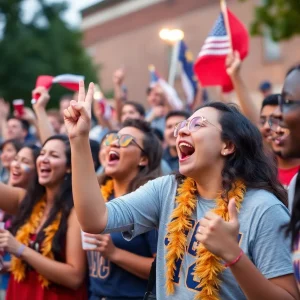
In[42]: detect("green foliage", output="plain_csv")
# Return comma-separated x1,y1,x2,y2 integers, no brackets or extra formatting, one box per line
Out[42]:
240,0,300,41
0,0,98,108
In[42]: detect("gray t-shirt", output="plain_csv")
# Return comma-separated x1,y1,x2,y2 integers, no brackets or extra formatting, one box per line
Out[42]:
104,175,293,300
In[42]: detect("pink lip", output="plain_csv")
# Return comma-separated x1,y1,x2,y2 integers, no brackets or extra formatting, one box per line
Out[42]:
107,160,119,166
179,156,191,163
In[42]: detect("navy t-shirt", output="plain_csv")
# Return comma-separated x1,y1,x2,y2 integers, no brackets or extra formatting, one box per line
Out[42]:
87,229,157,299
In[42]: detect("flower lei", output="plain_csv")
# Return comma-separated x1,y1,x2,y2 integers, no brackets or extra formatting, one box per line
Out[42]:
100,179,114,202
166,177,246,300
11,197,62,288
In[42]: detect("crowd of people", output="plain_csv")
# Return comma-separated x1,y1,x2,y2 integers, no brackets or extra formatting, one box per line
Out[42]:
0,51,300,300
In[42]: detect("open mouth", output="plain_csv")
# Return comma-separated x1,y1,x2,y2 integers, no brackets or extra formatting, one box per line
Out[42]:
11,169,21,179
108,151,120,163
178,141,195,161
40,167,51,175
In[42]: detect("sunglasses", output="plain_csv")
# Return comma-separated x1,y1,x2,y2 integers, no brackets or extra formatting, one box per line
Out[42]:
104,133,145,153
174,116,220,138
279,94,300,113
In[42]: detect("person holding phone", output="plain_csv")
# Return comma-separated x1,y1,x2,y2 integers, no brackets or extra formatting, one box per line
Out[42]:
65,82,298,300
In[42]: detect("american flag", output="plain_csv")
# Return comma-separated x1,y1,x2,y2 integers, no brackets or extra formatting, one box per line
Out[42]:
194,7,249,92
198,13,231,58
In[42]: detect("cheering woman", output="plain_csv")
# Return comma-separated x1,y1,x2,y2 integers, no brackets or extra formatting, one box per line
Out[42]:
0,135,87,300
84,119,161,299
65,82,299,300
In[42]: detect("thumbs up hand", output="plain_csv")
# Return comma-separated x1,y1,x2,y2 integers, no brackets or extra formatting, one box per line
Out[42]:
195,198,241,262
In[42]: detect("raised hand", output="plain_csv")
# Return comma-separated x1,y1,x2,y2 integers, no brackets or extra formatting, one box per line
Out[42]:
32,86,50,110
113,68,125,86
64,81,94,140
0,98,10,120
195,198,241,262
226,50,241,77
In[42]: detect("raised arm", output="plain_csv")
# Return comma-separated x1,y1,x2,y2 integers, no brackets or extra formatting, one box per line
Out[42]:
64,81,108,233
226,51,260,125
113,68,126,124
32,87,55,144
0,182,25,215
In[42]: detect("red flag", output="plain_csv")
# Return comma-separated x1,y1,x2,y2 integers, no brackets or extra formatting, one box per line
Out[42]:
194,5,249,92
32,74,84,104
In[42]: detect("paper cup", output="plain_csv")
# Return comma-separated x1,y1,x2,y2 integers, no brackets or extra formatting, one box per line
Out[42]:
13,99,24,117
81,230,97,250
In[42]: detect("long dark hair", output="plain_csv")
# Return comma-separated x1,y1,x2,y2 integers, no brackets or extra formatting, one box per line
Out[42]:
11,135,73,261
177,102,287,205
99,119,162,193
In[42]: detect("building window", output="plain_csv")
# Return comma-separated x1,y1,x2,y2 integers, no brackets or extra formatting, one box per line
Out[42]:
263,29,281,62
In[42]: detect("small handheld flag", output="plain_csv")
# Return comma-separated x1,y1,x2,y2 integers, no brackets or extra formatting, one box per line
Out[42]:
32,74,84,104
194,1,249,92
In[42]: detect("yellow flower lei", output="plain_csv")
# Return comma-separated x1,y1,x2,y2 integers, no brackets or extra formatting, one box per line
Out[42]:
11,197,62,288
166,177,246,300
100,179,114,202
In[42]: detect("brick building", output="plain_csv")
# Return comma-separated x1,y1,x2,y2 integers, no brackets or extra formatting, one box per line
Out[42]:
81,0,300,106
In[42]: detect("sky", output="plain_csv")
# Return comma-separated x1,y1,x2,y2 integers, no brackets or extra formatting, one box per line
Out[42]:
23,0,101,27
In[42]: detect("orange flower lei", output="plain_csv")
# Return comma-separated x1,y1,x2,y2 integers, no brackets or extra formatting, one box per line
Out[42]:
166,177,246,300
100,179,114,202
11,197,62,288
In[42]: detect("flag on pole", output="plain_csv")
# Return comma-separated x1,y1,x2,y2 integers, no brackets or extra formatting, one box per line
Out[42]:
194,1,249,92
93,84,113,120
178,40,198,106
148,65,183,110
32,74,84,104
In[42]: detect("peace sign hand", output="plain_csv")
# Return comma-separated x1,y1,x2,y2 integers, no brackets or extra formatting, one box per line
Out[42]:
64,81,94,140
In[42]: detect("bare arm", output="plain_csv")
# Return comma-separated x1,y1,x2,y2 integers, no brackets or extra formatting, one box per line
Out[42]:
0,182,25,214
228,252,299,300
15,210,86,290
64,82,108,233
32,87,55,144
196,199,299,300
111,249,154,280
226,51,260,124
112,68,126,124
84,233,155,280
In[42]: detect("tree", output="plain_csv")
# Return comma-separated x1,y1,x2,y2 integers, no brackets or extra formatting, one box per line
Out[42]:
241,0,300,41
0,0,98,108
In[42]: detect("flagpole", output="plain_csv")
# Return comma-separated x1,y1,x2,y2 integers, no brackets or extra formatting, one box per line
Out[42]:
220,0,233,53
168,40,181,87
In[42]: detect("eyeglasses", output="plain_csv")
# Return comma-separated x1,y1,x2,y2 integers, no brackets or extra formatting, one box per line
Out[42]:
259,116,272,127
174,116,220,138
268,115,287,131
279,94,300,113
104,133,145,153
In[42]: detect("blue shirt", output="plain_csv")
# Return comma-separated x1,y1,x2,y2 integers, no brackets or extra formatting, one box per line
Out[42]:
87,230,157,299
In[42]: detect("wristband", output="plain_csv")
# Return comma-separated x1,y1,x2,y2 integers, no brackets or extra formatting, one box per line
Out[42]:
224,249,243,268
16,244,25,258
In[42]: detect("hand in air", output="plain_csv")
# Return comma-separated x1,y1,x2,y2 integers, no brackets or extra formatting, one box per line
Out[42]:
64,81,94,140
195,198,241,262
226,50,241,77
32,86,50,110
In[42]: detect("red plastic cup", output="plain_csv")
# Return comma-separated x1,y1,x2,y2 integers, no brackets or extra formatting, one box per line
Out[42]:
13,99,24,117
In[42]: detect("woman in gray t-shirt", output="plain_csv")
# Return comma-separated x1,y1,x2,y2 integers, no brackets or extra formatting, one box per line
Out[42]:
64,82,299,300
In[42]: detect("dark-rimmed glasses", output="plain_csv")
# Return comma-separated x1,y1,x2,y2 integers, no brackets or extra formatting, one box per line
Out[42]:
279,94,300,113
104,133,145,153
174,116,220,137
